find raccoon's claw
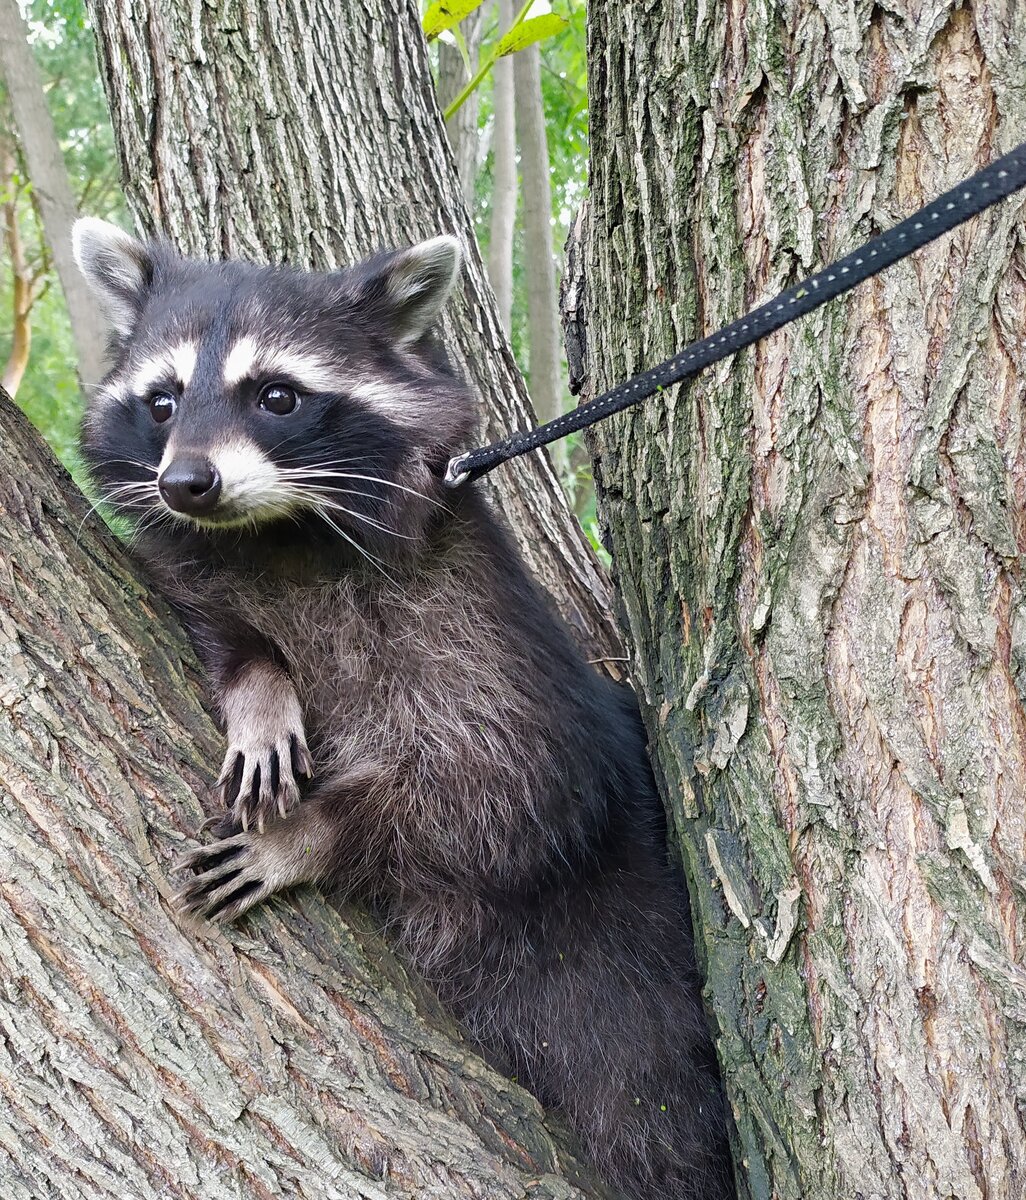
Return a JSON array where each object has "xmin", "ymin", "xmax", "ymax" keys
[
  {"xmin": 173, "ymin": 833, "xmax": 274, "ymax": 922},
  {"xmin": 218, "ymin": 731, "xmax": 313, "ymax": 833}
]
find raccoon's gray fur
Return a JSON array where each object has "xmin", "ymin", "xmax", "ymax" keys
[{"xmin": 73, "ymin": 217, "xmax": 735, "ymax": 1200}]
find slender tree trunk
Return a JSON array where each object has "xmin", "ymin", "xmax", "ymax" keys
[
  {"xmin": 487, "ymin": 0, "xmax": 517, "ymax": 337},
  {"xmin": 1, "ymin": 140, "xmax": 32, "ymax": 396},
  {"xmin": 0, "ymin": 0, "xmax": 108, "ymax": 388},
  {"xmin": 513, "ymin": 43, "xmax": 563, "ymax": 437},
  {"xmin": 583, "ymin": 2, "xmax": 1026, "ymax": 1198},
  {"xmin": 436, "ymin": 10, "xmax": 484, "ymax": 209},
  {"xmin": 0, "ymin": 385, "xmax": 606, "ymax": 1199},
  {"xmin": 84, "ymin": 0, "xmax": 618, "ymax": 660}
]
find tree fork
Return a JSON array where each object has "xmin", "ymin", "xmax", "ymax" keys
[{"xmin": 0, "ymin": 386, "xmax": 611, "ymax": 1199}]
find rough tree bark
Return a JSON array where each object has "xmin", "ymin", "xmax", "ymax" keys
[
  {"xmin": 84, "ymin": 0, "xmax": 617, "ymax": 660},
  {"xmin": 0, "ymin": 0, "xmax": 108, "ymax": 388},
  {"xmin": 583, "ymin": 2, "xmax": 1026, "ymax": 1198},
  {"xmin": 0, "ymin": 386, "xmax": 605, "ymax": 1199},
  {"xmin": 488, "ymin": 0, "xmax": 517, "ymax": 337},
  {"xmin": 513, "ymin": 43, "xmax": 564, "ymax": 435}
]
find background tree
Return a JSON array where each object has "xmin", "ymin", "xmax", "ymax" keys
[
  {"xmin": 486, "ymin": 0, "xmax": 517, "ymax": 335},
  {"xmin": 0, "ymin": 0, "xmax": 125, "ymax": 466},
  {"xmin": 582, "ymin": 1, "xmax": 1026, "ymax": 1197},
  {"xmin": 514, "ymin": 40, "xmax": 563, "ymax": 449},
  {"xmin": 0, "ymin": 0, "xmax": 109, "ymax": 388},
  {"xmin": 436, "ymin": 7, "xmax": 485, "ymax": 206}
]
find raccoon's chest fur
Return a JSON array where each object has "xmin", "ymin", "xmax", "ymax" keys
[
  {"xmin": 198, "ymin": 534, "xmax": 571, "ymax": 891},
  {"xmin": 233, "ymin": 564, "xmax": 498, "ymax": 756}
]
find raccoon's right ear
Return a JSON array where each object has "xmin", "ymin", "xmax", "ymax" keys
[
  {"xmin": 368, "ymin": 235, "xmax": 462, "ymax": 346},
  {"xmin": 72, "ymin": 218, "xmax": 154, "ymax": 337}
]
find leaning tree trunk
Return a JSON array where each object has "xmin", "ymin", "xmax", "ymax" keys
[
  {"xmin": 85, "ymin": 0, "xmax": 618, "ymax": 661},
  {"xmin": 0, "ymin": 387, "xmax": 607, "ymax": 1199},
  {"xmin": 583, "ymin": 2, "xmax": 1026, "ymax": 1198}
]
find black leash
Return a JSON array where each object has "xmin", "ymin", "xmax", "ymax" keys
[{"xmin": 444, "ymin": 140, "xmax": 1026, "ymax": 488}]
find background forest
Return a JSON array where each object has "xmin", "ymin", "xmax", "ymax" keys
[{"xmin": 0, "ymin": 0, "xmax": 594, "ymax": 523}]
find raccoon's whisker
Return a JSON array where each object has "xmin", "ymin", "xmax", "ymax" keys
[
  {"xmin": 280, "ymin": 469, "xmax": 449, "ymax": 511},
  {"xmin": 302, "ymin": 494, "xmax": 418, "ymax": 540},
  {"xmin": 276, "ymin": 462, "xmax": 386, "ymax": 480},
  {"xmin": 122, "ymin": 504, "xmax": 180, "ymax": 549},
  {"xmin": 310, "ymin": 504, "xmax": 403, "ymax": 590},
  {"xmin": 288, "ymin": 481, "xmax": 393, "ymax": 510},
  {"xmin": 99, "ymin": 481, "xmax": 160, "ymax": 502},
  {"xmin": 74, "ymin": 481, "xmax": 161, "ymax": 545},
  {"xmin": 97, "ymin": 457, "xmax": 159, "ymax": 475},
  {"xmin": 277, "ymin": 454, "xmax": 384, "ymax": 468}
]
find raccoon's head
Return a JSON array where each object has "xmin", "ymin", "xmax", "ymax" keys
[{"xmin": 73, "ymin": 218, "xmax": 474, "ymax": 558}]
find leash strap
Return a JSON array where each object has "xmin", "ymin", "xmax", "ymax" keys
[{"xmin": 444, "ymin": 140, "xmax": 1026, "ymax": 487}]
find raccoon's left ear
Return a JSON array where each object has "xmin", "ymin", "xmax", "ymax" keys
[
  {"xmin": 372, "ymin": 235, "xmax": 462, "ymax": 346},
  {"xmin": 72, "ymin": 217, "xmax": 154, "ymax": 337}
]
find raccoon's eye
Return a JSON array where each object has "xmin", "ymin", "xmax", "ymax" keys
[
  {"xmin": 148, "ymin": 392, "xmax": 177, "ymax": 424},
  {"xmin": 259, "ymin": 383, "xmax": 300, "ymax": 415}
]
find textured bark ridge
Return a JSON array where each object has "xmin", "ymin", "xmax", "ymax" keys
[
  {"xmin": 0, "ymin": 388, "xmax": 604, "ymax": 1199},
  {"xmin": 84, "ymin": 0, "xmax": 619, "ymax": 661},
  {"xmin": 584, "ymin": 2, "xmax": 1026, "ymax": 1198}
]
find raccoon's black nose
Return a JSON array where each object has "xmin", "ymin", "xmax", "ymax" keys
[{"xmin": 158, "ymin": 457, "xmax": 222, "ymax": 516}]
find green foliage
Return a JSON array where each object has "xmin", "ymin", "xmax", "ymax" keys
[
  {"xmin": 455, "ymin": 2, "xmax": 591, "ymax": 516},
  {"xmin": 495, "ymin": 13, "xmax": 566, "ymax": 57},
  {"xmin": 9, "ymin": 282, "xmax": 85, "ymax": 476},
  {"xmin": 423, "ymin": 0, "xmax": 487, "ymax": 41},
  {"xmin": 0, "ymin": 0, "xmax": 125, "ymax": 485},
  {"xmin": 436, "ymin": 1, "xmax": 568, "ymax": 121}
]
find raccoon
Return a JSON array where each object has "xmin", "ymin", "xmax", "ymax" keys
[{"xmin": 72, "ymin": 217, "xmax": 735, "ymax": 1200}]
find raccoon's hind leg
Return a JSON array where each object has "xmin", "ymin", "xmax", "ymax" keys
[{"xmin": 175, "ymin": 799, "xmax": 340, "ymax": 922}]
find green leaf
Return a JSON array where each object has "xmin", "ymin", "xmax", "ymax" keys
[
  {"xmin": 423, "ymin": 0, "xmax": 487, "ymax": 41},
  {"xmin": 496, "ymin": 13, "xmax": 567, "ymax": 56}
]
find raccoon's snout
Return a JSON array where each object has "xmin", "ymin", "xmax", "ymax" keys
[{"xmin": 159, "ymin": 456, "xmax": 222, "ymax": 516}]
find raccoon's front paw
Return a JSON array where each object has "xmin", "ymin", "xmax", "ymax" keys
[
  {"xmin": 174, "ymin": 833, "xmax": 278, "ymax": 922},
  {"xmin": 218, "ymin": 729, "xmax": 314, "ymax": 833}
]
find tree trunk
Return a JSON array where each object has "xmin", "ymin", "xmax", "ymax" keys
[
  {"xmin": 1, "ymin": 138, "xmax": 32, "ymax": 396},
  {"xmin": 487, "ymin": 0, "xmax": 517, "ymax": 337},
  {"xmin": 583, "ymin": 2, "xmax": 1026, "ymax": 1198},
  {"xmin": 513, "ymin": 43, "xmax": 564, "ymax": 437},
  {"xmin": 84, "ymin": 0, "xmax": 618, "ymax": 661},
  {"xmin": 436, "ymin": 10, "xmax": 484, "ymax": 209},
  {"xmin": 0, "ymin": 0, "xmax": 108, "ymax": 389},
  {"xmin": 0, "ymin": 385, "xmax": 607, "ymax": 1199}
]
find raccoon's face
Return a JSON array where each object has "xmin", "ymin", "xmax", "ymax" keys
[{"xmin": 73, "ymin": 219, "xmax": 474, "ymax": 557}]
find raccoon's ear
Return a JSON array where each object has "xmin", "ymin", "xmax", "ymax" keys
[
  {"xmin": 372, "ymin": 235, "xmax": 462, "ymax": 346},
  {"xmin": 72, "ymin": 217, "xmax": 153, "ymax": 337}
]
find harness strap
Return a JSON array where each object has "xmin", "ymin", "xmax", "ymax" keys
[{"xmin": 444, "ymin": 141, "xmax": 1026, "ymax": 488}]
